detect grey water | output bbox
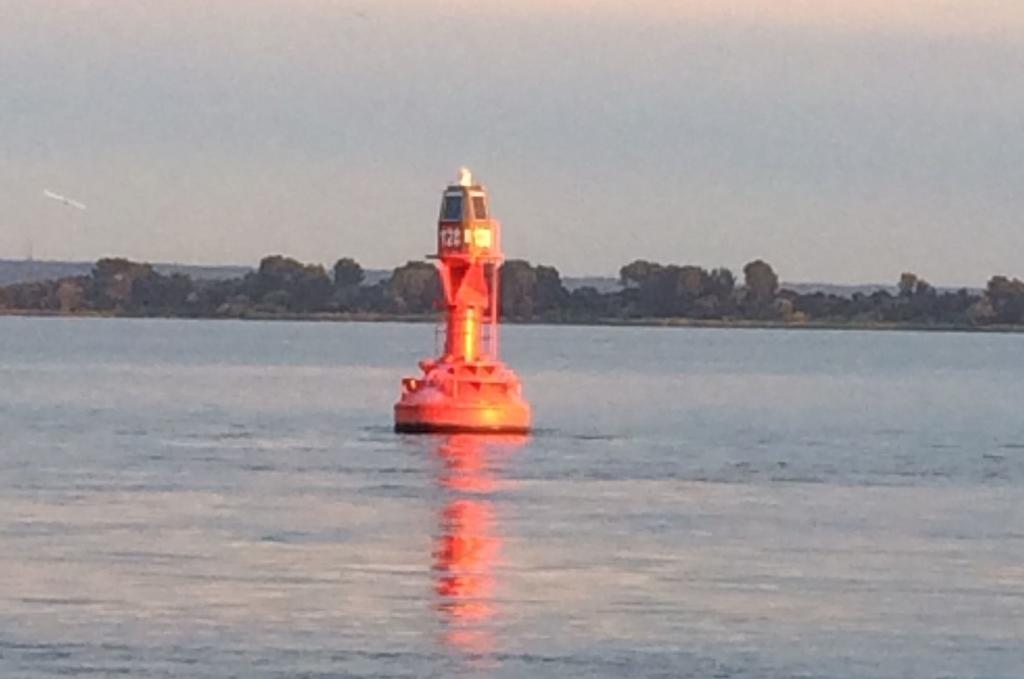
[1,317,1022,678]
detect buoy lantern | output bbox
[394,169,532,434]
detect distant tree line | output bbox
[1,254,1023,328]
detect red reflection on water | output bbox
[431,434,525,657]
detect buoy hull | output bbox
[394,401,531,434]
[394,360,531,435]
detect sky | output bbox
[2,0,1023,285]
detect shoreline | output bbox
[2,308,1023,334]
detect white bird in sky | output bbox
[43,189,87,211]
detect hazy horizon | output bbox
[3,1,1023,286]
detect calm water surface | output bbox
[1,317,1022,677]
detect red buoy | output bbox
[394,169,531,434]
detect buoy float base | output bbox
[393,421,530,435]
[394,359,531,435]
